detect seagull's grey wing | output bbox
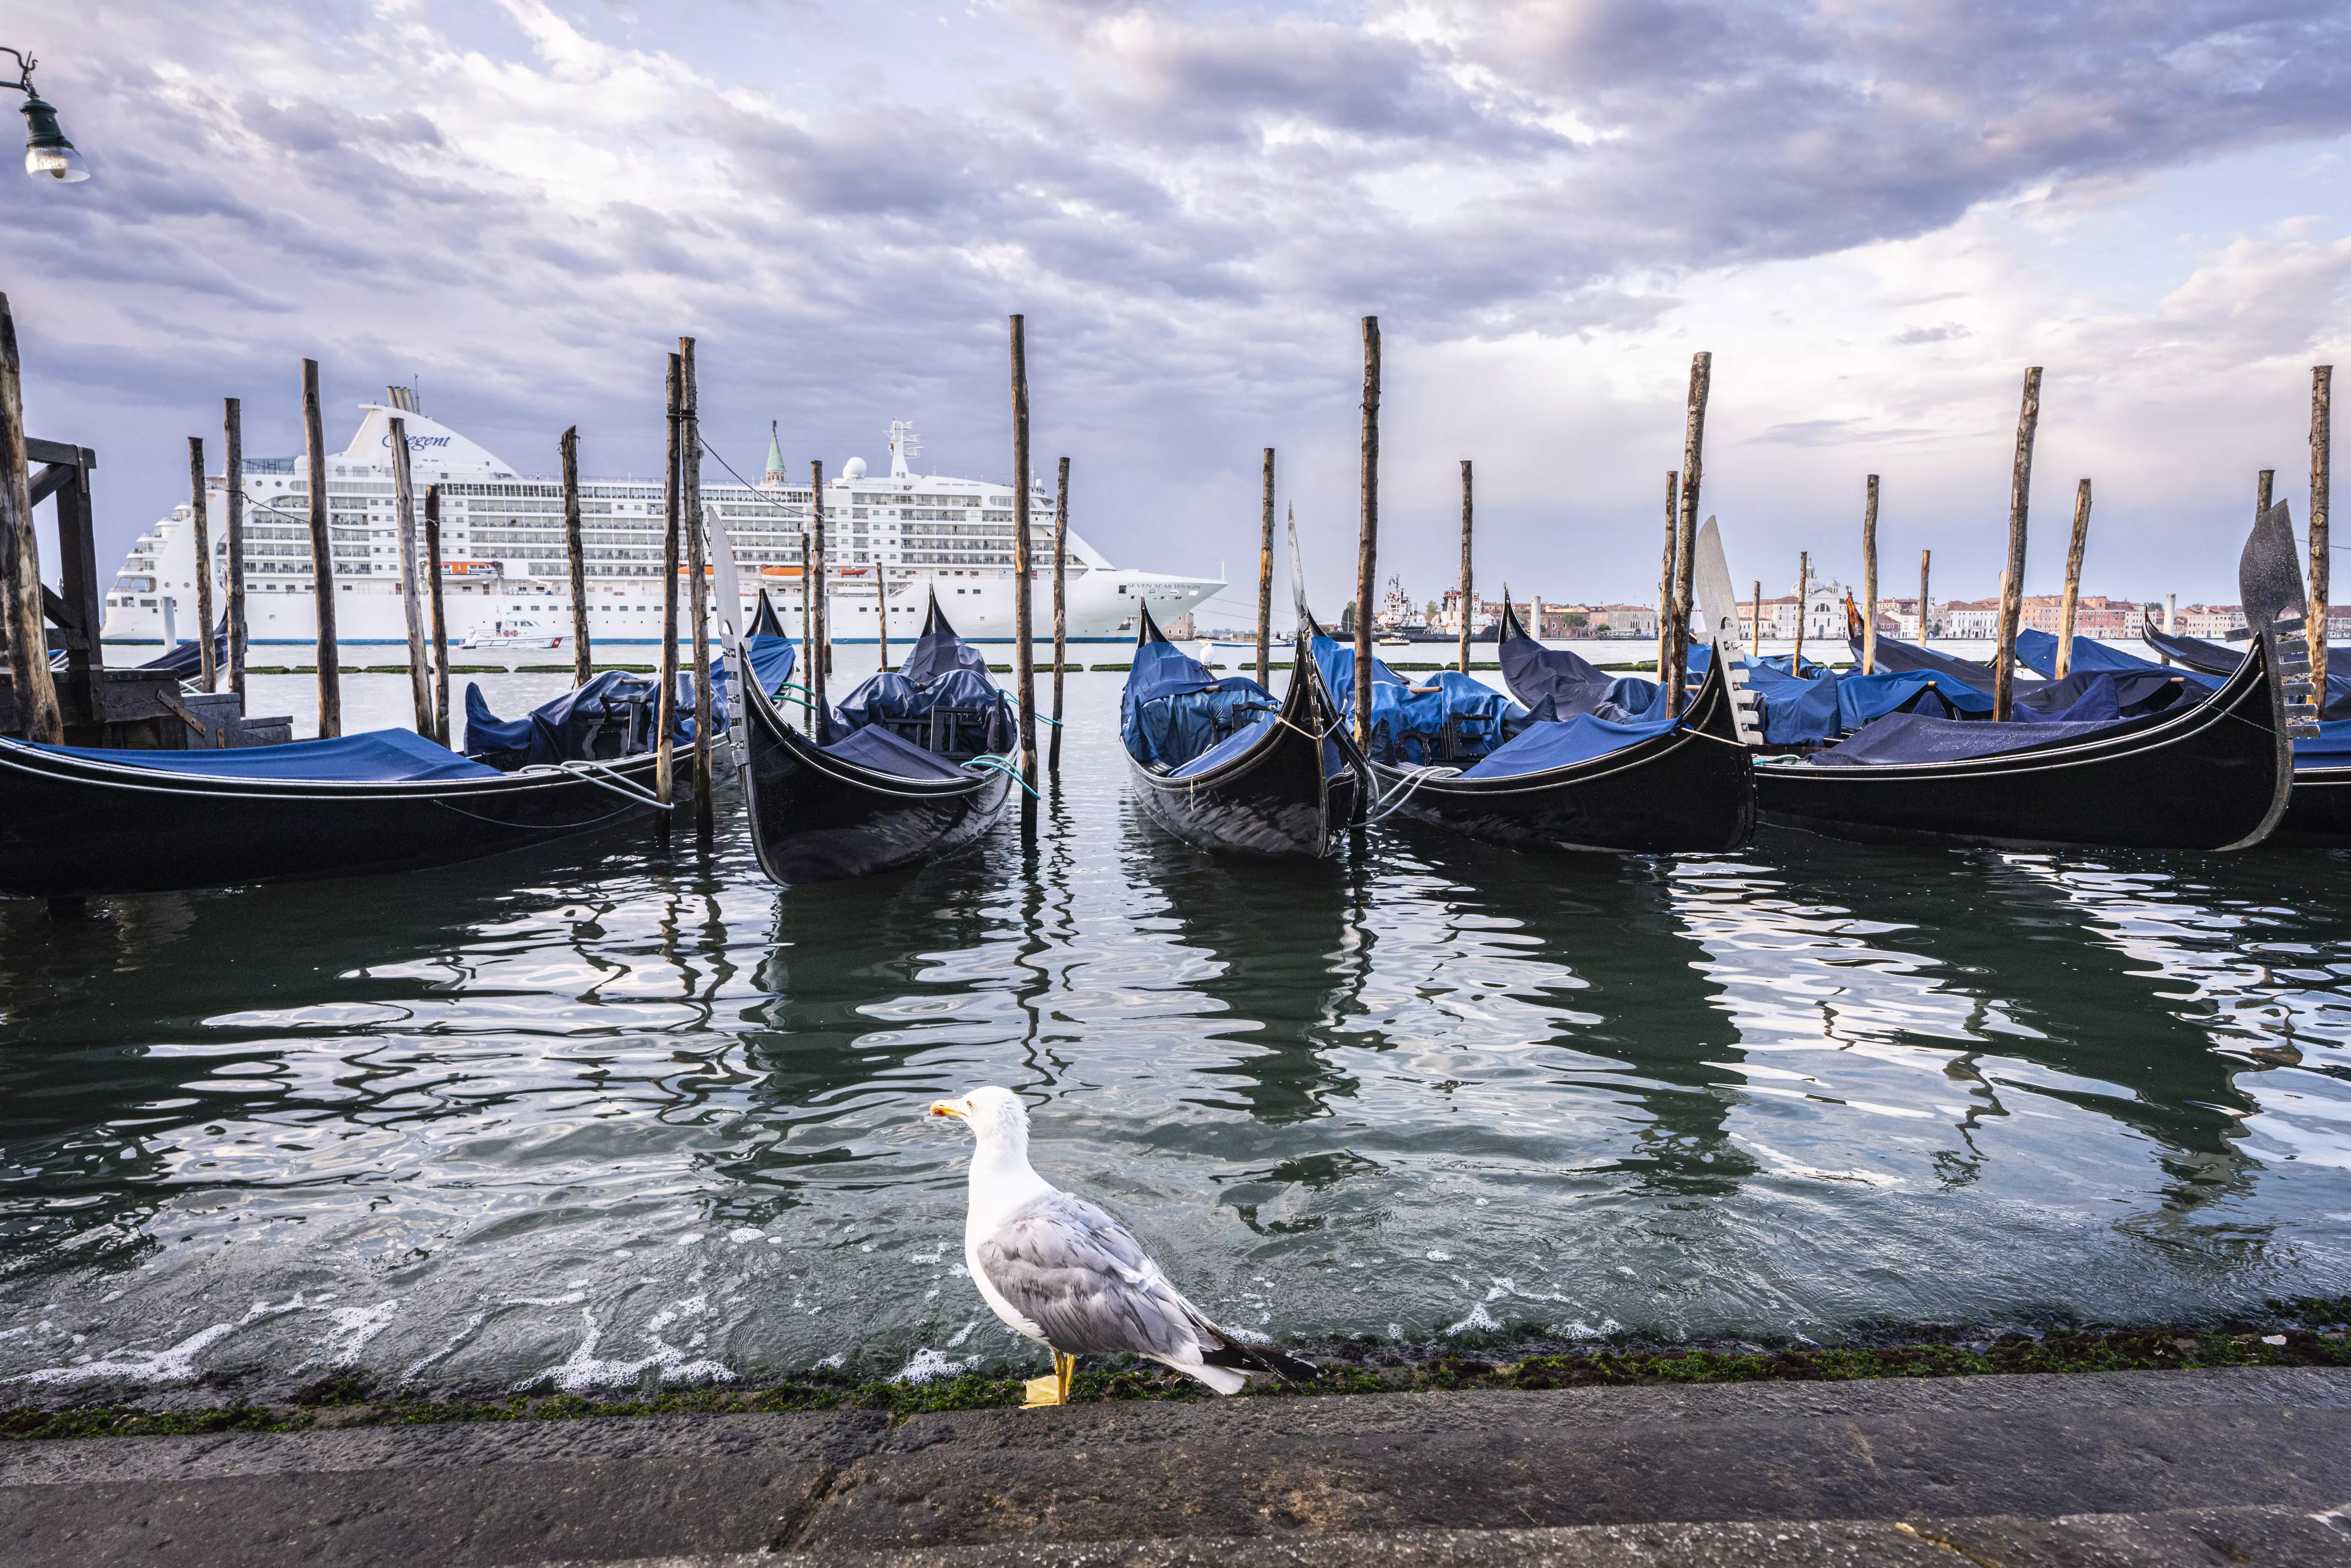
[974,1190,1204,1359]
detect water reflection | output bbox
[4,673,2351,1397]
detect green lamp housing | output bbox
[20,92,87,182]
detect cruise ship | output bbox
[99,391,1223,650]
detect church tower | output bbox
[761,420,788,488]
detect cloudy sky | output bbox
[6,0,2351,615]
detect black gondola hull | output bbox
[741,695,1012,884]
[1754,643,2287,852]
[1337,656,1757,854]
[0,745,690,899]
[1128,724,1356,857]
[1124,619,1359,858]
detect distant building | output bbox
[1942,598,2003,638]
[1166,611,1197,639]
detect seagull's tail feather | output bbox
[1198,1324,1319,1383]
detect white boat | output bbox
[101,393,1225,652]
[460,619,565,652]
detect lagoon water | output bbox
[3,661,2350,1401]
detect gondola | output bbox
[1299,589,1755,854]
[1121,602,1359,857]
[1752,505,2300,852]
[0,726,679,899]
[2142,607,2351,846]
[738,594,1015,884]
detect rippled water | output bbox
[5,664,2351,1401]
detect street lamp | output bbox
[3,48,88,182]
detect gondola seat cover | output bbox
[835,667,1013,759]
[25,728,501,782]
[1167,712,1279,778]
[1309,636,1539,764]
[1459,710,1680,777]
[820,723,971,780]
[465,666,729,767]
[1800,710,2144,767]
[1122,639,1278,768]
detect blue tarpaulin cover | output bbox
[31,728,501,782]
[747,635,796,697]
[1123,638,1282,770]
[820,722,971,780]
[2296,719,2351,767]
[2015,630,2168,677]
[1310,636,1536,765]
[1801,710,2141,767]
[465,665,728,767]
[1496,632,1667,720]
[1459,710,1680,778]
[835,665,1014,758]
[896,619,994,686]
[1169,712,1280,779]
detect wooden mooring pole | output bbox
[1458,460,1474,676]
[0,293,61,743]
[682,338,711,834]
[2055,478,2092,680]
[1994,367,2041,723]
[2312,366,2333,697]
[187,436,217,694]
[1050,454,1069,775]
[1655,471,1676,676]
[225,398,247,700]
[1860,474,1879,676]
[1355,315,1379,750]
[1255,448,1274,690]
[1669,353,1712,713]
[1792,552,1808,671]
[656,351,682,807]
[425,486,450,745]
[1749,580,1761,659]
[1009,315,1038,801]
[877,557,892,673]
[2259,468,2275,519]
[562,425,591,686]
[389,416,432,735]
[798,531,812,722]
[1918,550,1931,644]
[302,357,341,738]
[809,459,828,729]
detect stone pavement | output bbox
[4,1367,2350,1566]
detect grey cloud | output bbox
[8,0,2350,593]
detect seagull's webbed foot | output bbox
[1023,1350,1077,1408]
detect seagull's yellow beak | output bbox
[929,1099,969,1120]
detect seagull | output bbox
[930,1086,1318,1407]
